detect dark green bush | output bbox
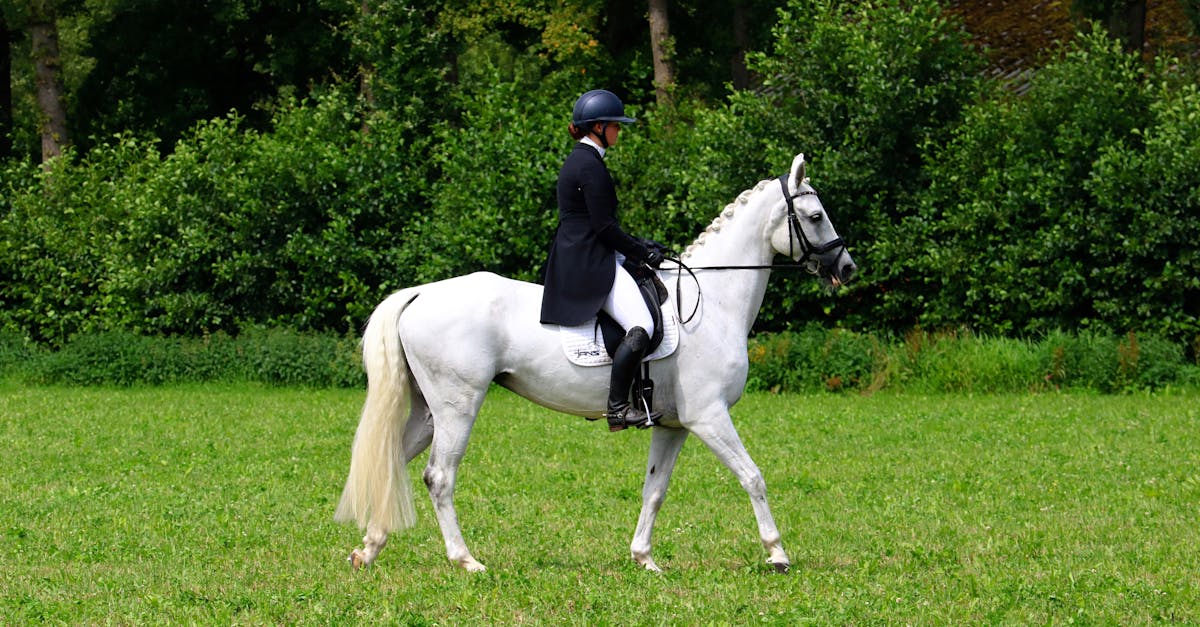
[747,325,883,393]
[4,327,1196,392]
[0,138,161,345]
[0,91,436,344]
[27,332,174,386]
[1,2,1197,360]
[1039,329,1187,392]
[0,332,37,379]
[236,327,363,388]
[23,329,362,388]
[1041,330,1119,392]
[1117,331,1188,391]
[1085,80,1200,344]
[103,94,434,337]
[406,68,581,284]
[748,327,1195,394]
[912,31,1198,345]
[738,0,984,330]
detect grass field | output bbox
[2,384,1198,624]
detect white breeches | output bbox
[603,256,654,337]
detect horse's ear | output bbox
[788,153,806,191]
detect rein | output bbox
[664,175,846,324]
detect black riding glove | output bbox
[639,238,666,254]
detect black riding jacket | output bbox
[539,142,650,325]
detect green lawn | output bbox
[1,384,1197,624]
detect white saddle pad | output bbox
[559,307,680,367]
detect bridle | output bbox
[777,174,846,269]
[664,174,847,324]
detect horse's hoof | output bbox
[770,560,790,574]
[632,550,662,572]
[349,550,367,571]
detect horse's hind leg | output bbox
[350,395,434,569]
[403,392,434,463]
[352,522,390,570]
[631,427,689,572]
[422,387,489,572]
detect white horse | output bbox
[335,153,856,573]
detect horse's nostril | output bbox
[843,263,857,281]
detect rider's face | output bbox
[594,122,620,146]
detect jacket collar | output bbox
[579,137,605,158]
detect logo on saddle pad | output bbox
[559,307,679,367]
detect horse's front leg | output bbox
[631,426,689,572]
[690,410,790,573]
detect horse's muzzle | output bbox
[829,257,857,288]
[840,260,857,283]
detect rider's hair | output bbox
[568,122,594,141]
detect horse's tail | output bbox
[334,289,421,534]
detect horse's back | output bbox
[386,272,614,416]
[390,273,550,376]
[403,272,540,323]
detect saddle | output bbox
[559,261,673,426]
[558,260,678,367]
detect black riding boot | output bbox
[605,326,657,432]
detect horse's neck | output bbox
[678,188,779,337]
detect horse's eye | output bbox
[810,213,824,223]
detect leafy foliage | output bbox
[914,31,1198,343]
[1085,79,1200,341]
[72,0,358,149]
[21,328,362,387]
[1,0,1198,365]
[408,68,581,283]
[8,326,1195,392]
[746,326,1196,394]
[1,91,435,341]
[618,0,985,329]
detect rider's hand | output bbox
[640,238,668,254]
[644,248,664,269]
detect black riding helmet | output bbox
[572,89,637,127]
[572,89,635,149]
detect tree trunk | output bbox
[1073,0,1147,54]
[358,0,377,133]
[1117,0,1146,55]
[731,1,750,90]
[647,0,675,107]
[31,14,69,161]
[1,15,13,158]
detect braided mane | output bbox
[680,179,772,260]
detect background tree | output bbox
[731,0,751,89]
[1,11,12,158]
[28,0,70,161]
[648,0,675,105]
[1,0,1198,347]
[71,0,356,151]
[1072,0,1147,53]
[1186,0,1200,32]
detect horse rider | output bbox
[539,89,665,432]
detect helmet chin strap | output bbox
[594,122,611,149]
